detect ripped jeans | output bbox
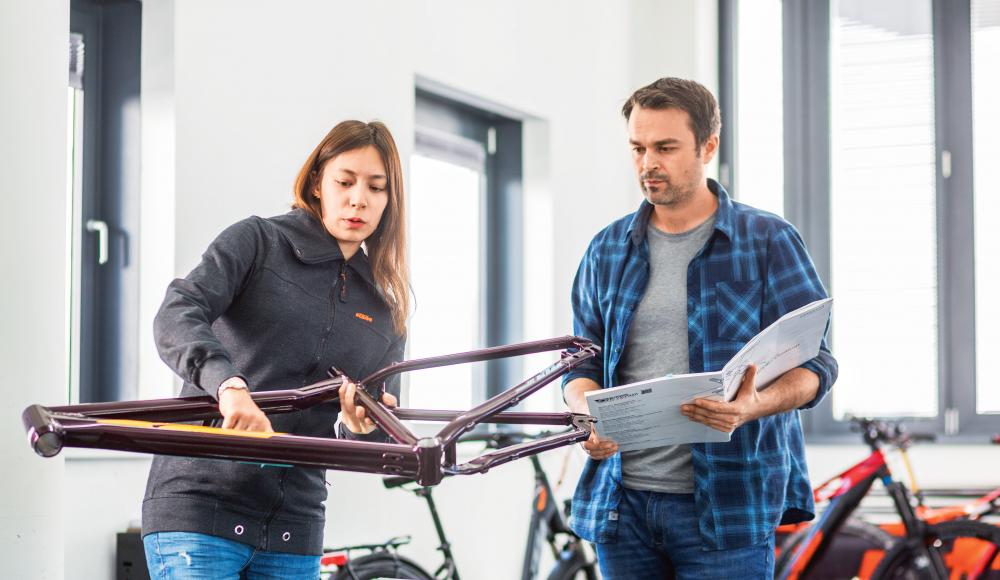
[143,531,320,579]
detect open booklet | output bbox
[584,297,832,452]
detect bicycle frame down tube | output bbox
[434,347,598,448]
[781,450,889,580]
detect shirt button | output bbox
[282,531,291,542]
[234,524,245,535]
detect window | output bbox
[829,0,939,419]
[733,0,785,217]
[722,0,1000,437]
[405,87,524,412]
[972,0,1000,415]
[69,0,142,403]
[407,134,487,411]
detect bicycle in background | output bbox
[776,417,1000,579]
[321,430,597,580]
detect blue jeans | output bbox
[594,489,775,579]
[143,532,320,579]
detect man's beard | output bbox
[640,171,695,207]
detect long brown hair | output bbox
[292,120,409,335]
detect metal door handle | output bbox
[85,219,109,265]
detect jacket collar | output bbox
[626,178,734,246]
[270,208,376,287]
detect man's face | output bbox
[627,106,717,207]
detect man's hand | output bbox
[681,364,762,433]
[564,378,619,461]
[339,381,397,434]
[581,428,619,461]
[219,384,274,433]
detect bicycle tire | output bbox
[872,520,1000,579]
[775,517,894,579]
[546,545,599,580]
[332,552,436,580]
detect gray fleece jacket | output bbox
[142,208,404,555]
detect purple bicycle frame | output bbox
[22,336,599,486]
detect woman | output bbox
[142,120,409,578]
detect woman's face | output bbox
[315,145,390,259]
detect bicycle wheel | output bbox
[547,545,599,580]
[776,517,895,579]
[873,520,1000,579]
[333,552,436,580]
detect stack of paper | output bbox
[585,298,832,451]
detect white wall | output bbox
[0,1,69,577]
[27,2,998,579]
[54,1,720,577]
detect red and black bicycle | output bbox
[775,417,1000,579]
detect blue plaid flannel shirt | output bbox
[563,179,837,550]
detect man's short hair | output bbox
[622,77,722,151]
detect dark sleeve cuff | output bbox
[798,352,838,410]
[196,355,243,400]
[337,421,392,443]
[562,369,602,390]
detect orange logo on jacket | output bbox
[355,312,373,323]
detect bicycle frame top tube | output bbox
[814,448,889,503]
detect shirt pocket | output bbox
[714,280,763,343]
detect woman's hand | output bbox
[339,381,397,434]
[218,383,274,433]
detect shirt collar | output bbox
[626,178,735,246]
[271,208,376,287]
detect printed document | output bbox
[585,298,832,452]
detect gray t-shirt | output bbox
[619,213,716,494]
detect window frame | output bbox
[412,85,525,403]
[720,0,998,440]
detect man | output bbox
[563,77,837,578]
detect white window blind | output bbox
[830,0,939,418]
[973,0,1000,415]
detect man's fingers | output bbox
[382,393,397,407]
[738,365,758,396]
[685,398,730,413]
[684,408,736,432]
[683,400,741,425]
[684,407,724,423]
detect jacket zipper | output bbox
[259,466,291,550]
[339,262,348,302]
[302,261,344,379]
[264,262,345,547]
